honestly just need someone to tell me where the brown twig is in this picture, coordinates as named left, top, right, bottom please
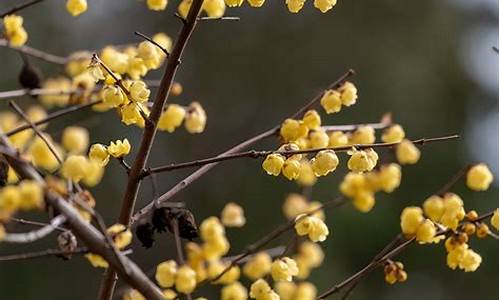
left=2, top=215, right=67, bottom=243
left=0, top=0, right=44, bottom=18
left=0, top=247, right=88, bottom=262
left=198, top=16, right=240, bottom=21
left=9, top=217, right=67, bottom=232
left=141, top=134, right=459, bottom=176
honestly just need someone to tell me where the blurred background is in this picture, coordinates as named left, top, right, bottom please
left=0, top=0, right=498, bottom=299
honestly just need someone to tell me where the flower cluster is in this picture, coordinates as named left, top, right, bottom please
left=0, top=180, right=44, bottom=222
left=383, top=261, right=407, bottom=284
left=158, top=101, right=207, bottom=134
left=3, top=15, right=28, bottom=47
left=340, top=163, right=402, bottom=212
left=320, top=81, right=357, bottom=114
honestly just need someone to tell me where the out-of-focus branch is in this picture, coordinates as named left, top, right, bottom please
left=0, top=247, right=88, bottom=262
left=0, top=39, right=68, bottom=65
left=0, top=0, right=44, bottom=18
left=2, top=214, right=66, bottom=243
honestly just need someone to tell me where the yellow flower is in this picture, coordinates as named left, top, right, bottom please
left=275, top=282, right=296, bottom=300
left=310, top=150, right=339, bottom=176
left=200, top=216, right=225, bottom=242
left=185, top=102, right=207, bottom=134
left=221, top=282, right=248, bottom=300
left=415, top=219, right=436, bottom=244
left=158, top=104, right=186, bottom=132
left=123, top=289, right=146, bottom=300
left=294, top=215, right=329, bottom=242
left=3, top=15, right=28, bottom=47
left=282, top=158, right=301, bottom=180
left=396, top=139, right=420, bottom=165
left=491, top=209, right=499, bottom=231
left=18, top=180, right=44, bottom=210
left=89, top=143, right=110, bottom=166
left=328, top=131, right=348, bottom=147
left=107, top=139, right=131, bottom=158
left=297, top=160, right=317, bottom=186
left=286, top=0, right=306, bottom=13
left=295, top=282, right=317, bottom=300
left=120, top=103, right=145, bottom=126
left=61, top=155, right=90, bottom=182
left=107, top=224, right=132, bottom=249
left=271, top=257, right=298, bottom=282
left=297, top=241, right=324, bottom=268
left=347, top=149, right=378, bottom=173
left=178, top=0, right=193, bottom=18
left=423, top=195, right=444, bottom=222
left=320, top=90, right=342, bottom=114
left=248, top=0, right=265, bottom=7
left=349, top=126, right=375, bottom=144
left=308, top=129, right=329, bottom=149
left=129, top=81, right=150, bottom=103
left=282, top=193, right=308, bottom=220
left=400, top=206, right=424, bottom=236
left=314, top=0, right=337, bottom=13
left=460, top=249, right=482, bottom=272
left=381, top=124, right=405, bottom=143
left=0, top=224, right=6, bottom=241
left=221, top=202, right=246, bottom=227
left=102, top=85, right=127, bottom=107
left=352, top=190, right=375, bottom=213
left=156, top=260, right=177, bottom=288
left=466, top=163, right=493, bottom=191
left=338, top=81, right=358, bottom=106
left=66, top=0, right=88, bottom=16
left=208, top=260, right=240, bottom=284
left=262, top=154, right=285, bottom=176
left=85, top=253, right=108, bottom=268
left=26, top=106, right=48, bottom=129
left=250, top=279, right=279, bottom=300
left=302, top=110, right=321, bottom=130
left=62, top=126, right=89, bottom=154
left=175, top=265, right=197, bottom=294
left=439, top=193, right=465, bottom=230
left=243, top=252, right=272, bottom=280
left=147, top=0, right=168, bottom=10
left=280, top=119, right=309, bottom=142
left=339, top=172, right=367, bottom=198
left=377, top=163, right=402, bottom=193
left=0, top=186, right=21, bottom=212
left=82, top=160, right=105, bottom=187
left=39, top=77, right=72, bottom=107
left=28, top=136, right=62, bottom=172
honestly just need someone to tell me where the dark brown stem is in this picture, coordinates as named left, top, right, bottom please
left=98, top=2, right=205, bottom=299
left=0, top=247, right=88, bottom=262
left=0, top=0, right=44, bottom=18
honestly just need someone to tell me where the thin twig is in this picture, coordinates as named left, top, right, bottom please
left=2, top=215, right=67, bottom=243
left=198, top=16, right=240, bottom=21
left=142, top=134, right=460, bottom=176
left=435, top=164, right=472, bottom=196
left=0, top=247, right=88, bottom=262
left=0, top=0, right=44, bottom=17
left=134, top=31, right=170, bottom=56
left=9, top=100, right=63, bottom=164
left=9, top=217, right=67, bottom=232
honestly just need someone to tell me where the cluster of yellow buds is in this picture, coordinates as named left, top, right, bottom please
left=85, top=224, right=132, bottom=268
left=445, top=231, right=482, bottom=272
left=2, top=15, right=28, bottom=47
left=383, top=260, right=407, bottom=284
left=158, top=101, right=207, bottom=134
left=155, top=260, right=198, bottom=295
left=88, top=139, right=131, bottom=167
left=0, top=107, right=46, bottom=150
left=400, top=206, right=439, bottom=244
left=340, top=163, right=402, bottom=212
left=320, top=81, right=357, bottom=114
left=0, top=180, right=44, bottom=223
left=275, top=281, right=317, bottom=300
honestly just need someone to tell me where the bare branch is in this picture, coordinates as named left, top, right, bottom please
left=0, top=247, right=88, bottom=262
left=0, top=0, right=44, bottom=18
left=2, top=215, right=67, bottom=243
left=0, top=39, right=68, bottom=65
left=134, top=31, right=170, bottom=56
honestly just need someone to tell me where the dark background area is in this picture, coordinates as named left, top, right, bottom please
left=0, top=0, right=498, bottom=299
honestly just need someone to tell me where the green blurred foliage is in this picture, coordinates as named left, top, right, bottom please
left=0, top=0, right=498, bottom=299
